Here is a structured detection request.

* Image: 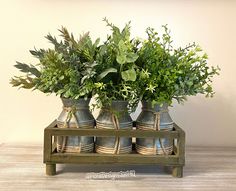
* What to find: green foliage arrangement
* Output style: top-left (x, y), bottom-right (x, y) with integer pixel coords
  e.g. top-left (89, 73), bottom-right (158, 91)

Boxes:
top-left (135, 25), bottom-right (220, 105)
top-left (94, 18), bottom-right (140, 110)
top-left (10, 20), bottom-right (220, 109)
top-left (10, 27), bottom-right (100, 99)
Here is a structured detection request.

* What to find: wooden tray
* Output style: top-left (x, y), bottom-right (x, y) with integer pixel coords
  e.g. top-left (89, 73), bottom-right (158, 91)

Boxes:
top-left (43, 120), bottom-right (185, 177)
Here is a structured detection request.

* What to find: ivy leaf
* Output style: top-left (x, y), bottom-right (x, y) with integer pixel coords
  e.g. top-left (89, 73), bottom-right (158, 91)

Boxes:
top-left (97, 67), bottom-right (117, 81)
top-left (118, 40), bottom-right (127, 52)
top-left (187, 81), bottom-right (193, 86)
top-left (116, 53), bottom-right (126, 65)
top-left (121, 68), bottom-right (136, 81)
top-left (126, 52), bottom-right (138, 63)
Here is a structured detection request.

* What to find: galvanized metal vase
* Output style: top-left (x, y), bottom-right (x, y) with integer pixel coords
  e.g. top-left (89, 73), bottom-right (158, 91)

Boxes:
top-left (95, 101), bottom-right (133, 154)
top-left (56, 98), bottom-right (95, 153)
top-left (136, 101), bottom-right (174, 155)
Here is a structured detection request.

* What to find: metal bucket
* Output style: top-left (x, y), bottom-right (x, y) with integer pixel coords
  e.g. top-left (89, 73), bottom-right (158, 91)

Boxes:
top-left (95, 101), bottom-right (133, 154)
top-left (136, 101), bottom-right (173, 155)
top-left (56, 98), bottom-right (95, 153)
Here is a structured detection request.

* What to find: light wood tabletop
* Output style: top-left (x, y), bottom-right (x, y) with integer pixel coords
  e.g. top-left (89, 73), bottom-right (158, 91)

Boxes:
top-left (0, 143), bottom-right (235, 191)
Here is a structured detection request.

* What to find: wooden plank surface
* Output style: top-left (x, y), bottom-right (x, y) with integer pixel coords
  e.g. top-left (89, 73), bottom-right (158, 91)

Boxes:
top-left (0, 143), bottom-right (236, 191)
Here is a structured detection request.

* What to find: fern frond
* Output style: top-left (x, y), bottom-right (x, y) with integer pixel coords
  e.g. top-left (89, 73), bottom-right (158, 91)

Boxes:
top-left (29, 48), bottom-right (46, 59)
top-left (45, 33), bottom-right (60, 47)
top-left (10, 76), bottom-right (35, 89)
top-left (14, 61), bottom-right (41, 77)
top-left (59, 26), bottom-right (77, 47)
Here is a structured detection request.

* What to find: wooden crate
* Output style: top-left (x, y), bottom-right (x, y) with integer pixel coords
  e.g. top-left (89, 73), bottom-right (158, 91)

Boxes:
top-left (43, 120), bottom-right (185, 178)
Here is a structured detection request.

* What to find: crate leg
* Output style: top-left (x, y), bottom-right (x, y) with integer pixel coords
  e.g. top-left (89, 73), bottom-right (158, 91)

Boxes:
top-left (46, 163), bottom-right (56, 176)
top-left (172, 166), bottom-right (183, 178)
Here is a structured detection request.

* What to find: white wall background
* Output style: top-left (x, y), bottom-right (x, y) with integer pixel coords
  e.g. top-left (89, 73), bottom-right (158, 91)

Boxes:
top-left (0, 0), bottom-right (235, 146)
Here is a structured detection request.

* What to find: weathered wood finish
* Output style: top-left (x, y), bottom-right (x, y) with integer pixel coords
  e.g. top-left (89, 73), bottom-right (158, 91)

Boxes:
top-left (50, 151), bottom-right (180, 165)
top-left (172, 166), bottom-right (183, 178)
top-left (46, 164), bottom-right (56, 176)
top-left (43, 120), bottom-right (185, 177)
top-left (48, 127), bottom-right (179, 138)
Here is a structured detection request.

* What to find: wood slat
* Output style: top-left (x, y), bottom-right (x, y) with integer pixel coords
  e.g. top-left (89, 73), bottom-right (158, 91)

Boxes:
top-left (46, 128), bottom-right (179, 138)
top-left (49, 152), bottom-right (181, 165)
top-left (44, 120), bottom-right (185, 177)
top-left (47, 120), bottom-right (181, 138)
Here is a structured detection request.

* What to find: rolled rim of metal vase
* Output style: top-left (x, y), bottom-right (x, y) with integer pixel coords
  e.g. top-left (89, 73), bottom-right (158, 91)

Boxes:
top-left (137, 101), bottom-right (174, 127)
top-left (141, 101), bottom-right (170, 112)
top-left (60, 97), bottom-right (91, 107)
top-left (96, 100), bottom-right (132, 127)
top-left (102, 100), bottom-right (130, 111)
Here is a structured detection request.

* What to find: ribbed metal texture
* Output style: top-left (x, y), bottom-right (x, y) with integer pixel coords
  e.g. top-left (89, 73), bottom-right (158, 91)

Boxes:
top-left (95, 101), bottom-right (132, 154)
top-left (136, 101), bottom-right (174, 155)
top-left (56, 98), bottom-right (95, 153)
